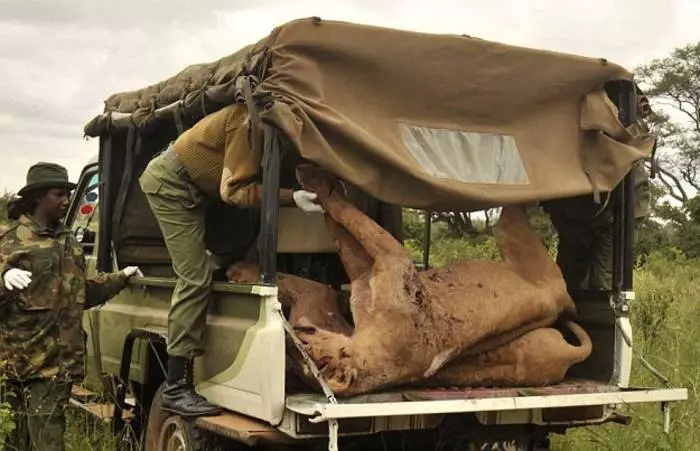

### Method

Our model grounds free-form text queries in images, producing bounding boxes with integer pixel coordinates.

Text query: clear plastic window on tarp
[399,124,530,185]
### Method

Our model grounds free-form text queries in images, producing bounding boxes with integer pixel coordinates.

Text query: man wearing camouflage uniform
[543,163,650,290]
[0,162,141,451]
[543,93,652,291]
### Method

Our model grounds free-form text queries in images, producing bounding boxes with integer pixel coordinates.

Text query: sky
[0,0,699,193]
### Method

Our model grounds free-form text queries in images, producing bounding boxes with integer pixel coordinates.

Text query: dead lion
[228,166,589,396]
[422,321,592,388]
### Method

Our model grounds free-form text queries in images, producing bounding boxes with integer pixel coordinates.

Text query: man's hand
[4,268,32,291]
[293,190,324,213]
[123,266,144,278]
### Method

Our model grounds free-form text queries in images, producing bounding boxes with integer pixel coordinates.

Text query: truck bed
[86,278,687,449]
[285,379,685,422]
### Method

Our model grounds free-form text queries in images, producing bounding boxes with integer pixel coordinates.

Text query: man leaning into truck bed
[139,104,323,417]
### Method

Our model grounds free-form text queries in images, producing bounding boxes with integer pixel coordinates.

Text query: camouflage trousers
[1,378,72,451]
[556,222,614,290]
[139,145,213,358]
[549,162,650,291]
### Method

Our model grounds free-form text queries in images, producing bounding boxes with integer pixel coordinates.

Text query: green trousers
[1,378,72,451]
[556,222,614,290]
[548,162,650,291]
[139,146,213,358]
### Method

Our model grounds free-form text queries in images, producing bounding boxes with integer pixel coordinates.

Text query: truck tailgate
[285,380,687,422]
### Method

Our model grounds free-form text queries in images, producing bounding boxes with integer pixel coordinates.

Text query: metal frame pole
[97,134,113,273]
[259,124,281,285]
[422,210,432,269]
[611,80,638,292]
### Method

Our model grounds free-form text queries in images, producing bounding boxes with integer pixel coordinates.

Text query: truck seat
[276,206,336,254]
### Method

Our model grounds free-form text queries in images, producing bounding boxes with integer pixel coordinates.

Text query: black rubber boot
[161,356,222,417]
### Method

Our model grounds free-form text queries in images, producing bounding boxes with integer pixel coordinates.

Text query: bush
[0,192,11,224]
[0,393,15,451]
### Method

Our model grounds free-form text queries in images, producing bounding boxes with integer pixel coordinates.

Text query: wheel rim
[159,417,191,451]
[119,422,140,451]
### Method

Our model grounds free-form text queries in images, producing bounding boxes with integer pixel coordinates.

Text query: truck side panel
[92,280,286,425]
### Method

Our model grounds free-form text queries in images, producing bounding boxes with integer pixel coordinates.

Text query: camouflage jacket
[542,161,650,234]
[0,215,128,381]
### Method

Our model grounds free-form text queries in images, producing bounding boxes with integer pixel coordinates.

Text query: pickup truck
[69,17,687,451]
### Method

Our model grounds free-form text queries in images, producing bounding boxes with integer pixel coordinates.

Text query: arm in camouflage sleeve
[0,256,15,299]
[84,271,129,309]
[0,224,24,299]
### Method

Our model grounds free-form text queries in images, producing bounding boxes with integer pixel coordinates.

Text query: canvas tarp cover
[86,18,653,211]
[91,42,260,122]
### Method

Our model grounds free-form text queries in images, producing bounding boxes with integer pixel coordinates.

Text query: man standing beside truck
[139,104,323,417]
[0,162,142,451]
[543,93,653,290]
[543,163,650,290]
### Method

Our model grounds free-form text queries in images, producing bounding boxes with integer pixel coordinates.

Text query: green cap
[18,162,76,196]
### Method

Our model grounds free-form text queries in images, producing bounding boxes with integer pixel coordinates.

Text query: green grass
[0,399,14,450]
[551,252,700,451]
[0,406,116,451]
[64,409,117,451]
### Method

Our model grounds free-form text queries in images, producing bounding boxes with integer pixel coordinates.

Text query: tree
[635,42,700,259]
[0,192,11,224]
[430,210,498,238]
[636,43,700,202]
[675,196,700,258]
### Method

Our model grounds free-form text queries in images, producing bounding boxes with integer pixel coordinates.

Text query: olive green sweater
[174,104,295,207]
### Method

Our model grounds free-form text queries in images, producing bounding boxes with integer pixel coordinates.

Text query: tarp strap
[199,86,209,117]
[173,102,185,136]
[134,126,143,156]
[242,76,263,156]
[583,168,602,205]
[112,124,136,229]
[243,46,268,78]
[582,155,614,219]
[649,137,658,180]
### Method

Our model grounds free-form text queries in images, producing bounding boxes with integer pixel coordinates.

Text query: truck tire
[468,435,550,450]
[471,435,550,450]
[144,382,230,451]
[143,382,170,451]
[143,383,206,451]
[158,416,205,451]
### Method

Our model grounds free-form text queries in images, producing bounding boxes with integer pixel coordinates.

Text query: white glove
[293,190,324,213]
[4,268,32,291]
[123,266,144,278]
